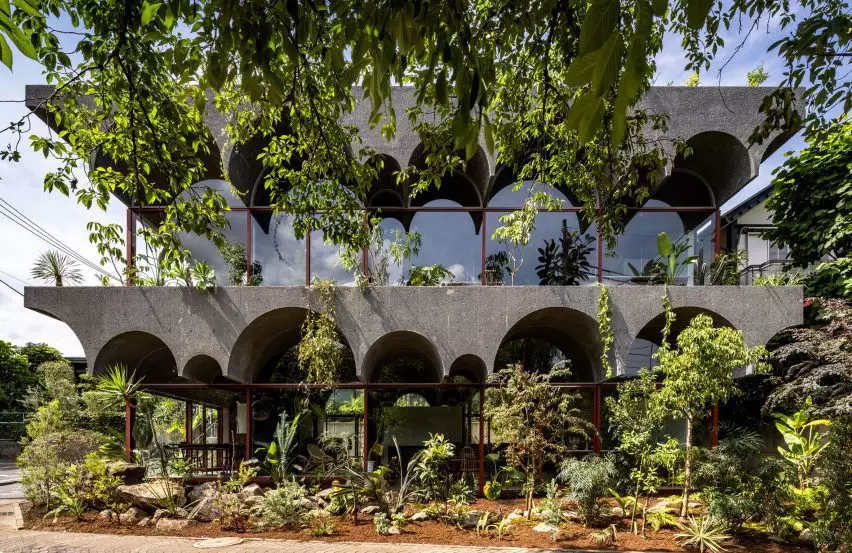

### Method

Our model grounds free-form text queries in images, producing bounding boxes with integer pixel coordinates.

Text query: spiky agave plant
[31,250,85,286]
[675,516,731,553]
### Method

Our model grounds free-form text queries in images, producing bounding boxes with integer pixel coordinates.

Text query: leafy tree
[764,298,852,418]
[654,311,768,517]
[536,220,595,285]
[481,251,513,285]
[3,0,843,277]
[406,264,454,286]
[17,342,64,372]
[31,250,85,286]
[486,362,593,517]
[812,416,852,553]
[219,242,262,286]
[746,65,769,87]
[0,340,35,411]
[765,118,852,298]
[686,72,701,87]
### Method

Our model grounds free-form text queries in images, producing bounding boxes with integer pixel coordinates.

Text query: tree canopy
[765,118,852,299]
[2,0,849,280]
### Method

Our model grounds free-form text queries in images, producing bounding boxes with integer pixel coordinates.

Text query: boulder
[241,484,263,497]
[410,511,429,522]
[800,529,813,543]
[119,507,146,525]
[387,526,401,535]
[294,497,317,510]
[316,487,337,499]
[361,505,380,515]
[505,512,524,522]
[188,497,216,522]
[107,462,146,485]
[307,508,331,519]
[609,506,625,518]
[156,518,196,531]
[243,495,264,508]
[460,510,482,529]
[98,509,116,521]
[563,511,582,523]
[137,517,151,527]
[118,480,186,512]
[187,482,217,503]
[533,522,558,533]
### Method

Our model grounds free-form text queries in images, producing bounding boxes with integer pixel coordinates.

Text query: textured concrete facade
[25,285,802,385]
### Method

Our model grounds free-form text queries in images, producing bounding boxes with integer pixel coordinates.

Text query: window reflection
[251,212,306,285]
[367,218,408,286]
[178,211,248,286]
[409,200,480,285]
[311,229,357,286]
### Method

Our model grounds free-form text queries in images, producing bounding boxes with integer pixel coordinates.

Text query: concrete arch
[181,354,224,384]
[94,331,178,382]
[448,354,487,383]
[361,330,442,383]
[227,307,310,383]
[674,131,753,207]
[493,307,603,382]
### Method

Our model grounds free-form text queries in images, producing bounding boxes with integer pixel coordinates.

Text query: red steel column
[593,385,602,454]
[714,208,722,255]
[185,400,193,443]
[125,398,136,462]
[363,389,370,471]
[125,208,136,285]
[478,385,485,495]
[710,404,720,448]
[480,211,487,286]
[305,232,312,286]
[244,387,252,461]
[596,218,603,283]
[245,210,253,281]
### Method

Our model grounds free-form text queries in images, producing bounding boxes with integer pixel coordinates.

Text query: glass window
[409,200,481,285]
[180,211,248,286]
[367,217,408,286]
[251,212,307,285]
[311,229,358,286]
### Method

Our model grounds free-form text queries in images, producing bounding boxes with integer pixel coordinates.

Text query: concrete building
[23,85,803,480]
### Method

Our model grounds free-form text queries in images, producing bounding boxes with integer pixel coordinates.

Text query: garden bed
[21,499,811,553]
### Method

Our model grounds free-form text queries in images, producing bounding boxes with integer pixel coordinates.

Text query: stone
[563,511,582,523]
[505,512,524,522]
[800,529,813,542]
[609,506,625,518]
[156,518,197,531]
[410,511,429,522]
[119,507,146,525]
[460,510,482,529]
[187,482,217,503]
[647,503,671,513]
[137,517,151,527]
[241,484,263,497]
[243,496,263,508]
[107,462,146,485]
[118,480,186,512]
[294,497,317,510]
[98,509,115,521]
[188,498,216,523]
[307,508,330,519]
[152,509,167,522]
[361,505,380,515]
[533,522,558,533]
[316,487,337,499]
[387,526,401,535]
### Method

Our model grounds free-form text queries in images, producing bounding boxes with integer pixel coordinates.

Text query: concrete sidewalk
[0,529,664,553]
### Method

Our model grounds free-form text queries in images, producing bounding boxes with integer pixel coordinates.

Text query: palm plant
[675,516,731,553]
[31,250,85,286]
[256,411,304,487]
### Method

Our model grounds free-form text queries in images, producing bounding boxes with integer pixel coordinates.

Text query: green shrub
[412,433,455,503]
[558,456,617,526]
[259,480,306,529]
[538,480,564,527]
[812,417,852,552]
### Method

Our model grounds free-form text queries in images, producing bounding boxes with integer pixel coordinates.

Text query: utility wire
[0,195,120,281]
[0,277,23,297]
[0,269,33,287]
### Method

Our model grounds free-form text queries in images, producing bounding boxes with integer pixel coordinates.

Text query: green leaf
[564,50,599,87]
[657,232,672,257]
[11,0,39,18]
[566,93,605,143]
[141,2,162,25]
[0,34,11,68]
[592,32,623,95]
[686,0,714,30]
[651,0,668,17]
[580,0,619,55]
[3,24,34,59]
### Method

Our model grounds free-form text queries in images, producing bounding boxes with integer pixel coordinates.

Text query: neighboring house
[22,86,803,470]
[722,186,791,284]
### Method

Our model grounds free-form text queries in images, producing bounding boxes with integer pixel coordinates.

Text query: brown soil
[22,499,811,553]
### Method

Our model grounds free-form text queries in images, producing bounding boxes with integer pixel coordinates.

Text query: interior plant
[298,278,342,388]
[654,232,697,285]
[535,220,595,285]
[773,396,831,490]
[675,516,731,553]
[486,361,594,517]
[654,302,769,517]
[558,455,617,527]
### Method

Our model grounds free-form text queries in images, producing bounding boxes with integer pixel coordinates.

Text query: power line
[0,269,33,287]
[0,195,120,282]
[0,277,23,297]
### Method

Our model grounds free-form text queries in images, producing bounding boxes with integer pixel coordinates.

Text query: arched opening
[94,331,177,382]
[362,330,442,384]
[408,200,481,284]
[182,354,226,384]
[485,180,596,285]
[495,308,602,383]
[674,131,752,207]
[448,354,487,384]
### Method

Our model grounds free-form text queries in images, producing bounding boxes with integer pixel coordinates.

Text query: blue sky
[0,16,807,355]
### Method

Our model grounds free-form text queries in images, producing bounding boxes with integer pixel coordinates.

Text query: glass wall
[252,212,306,285]
[409,200,481,285]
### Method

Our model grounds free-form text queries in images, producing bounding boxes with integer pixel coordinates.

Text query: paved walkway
[0,529,642,553]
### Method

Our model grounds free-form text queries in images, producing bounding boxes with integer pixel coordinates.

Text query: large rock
[240,484,263,498]
[410,511,429,522]
[533,522,558,533]
[294,497,317,510]
[361,505,380,515]
[156,518,196,531]
[119,507,146,525]
[187,482,217,503]
[117,480,186,512]
[505,512,524,522]
[188,497,216,522]
[107,462,146,485]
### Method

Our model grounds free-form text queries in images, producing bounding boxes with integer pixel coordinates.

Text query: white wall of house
[734,198,788,269]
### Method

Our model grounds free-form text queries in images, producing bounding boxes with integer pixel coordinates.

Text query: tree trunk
[680,416,693,518]
[630,456,643,533]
